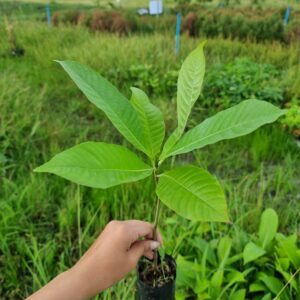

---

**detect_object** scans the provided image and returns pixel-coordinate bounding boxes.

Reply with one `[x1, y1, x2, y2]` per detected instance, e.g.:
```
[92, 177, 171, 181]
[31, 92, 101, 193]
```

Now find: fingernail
[150, 241, 160, 250]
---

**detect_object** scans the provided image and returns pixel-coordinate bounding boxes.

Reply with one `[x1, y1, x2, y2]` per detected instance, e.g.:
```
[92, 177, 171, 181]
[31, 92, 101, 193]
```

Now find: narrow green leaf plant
[35, 42, 285, 269]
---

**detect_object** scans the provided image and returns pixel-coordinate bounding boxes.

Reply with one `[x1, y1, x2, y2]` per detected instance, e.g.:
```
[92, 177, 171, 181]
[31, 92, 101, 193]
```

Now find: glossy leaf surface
[130, 87, 165, 161]
[35, 142, 152, 188]
[57, 61, 148, 154]
[156, 165, 228, 222]
[160, 42, 206, 161]
[165, 100, 285, 158]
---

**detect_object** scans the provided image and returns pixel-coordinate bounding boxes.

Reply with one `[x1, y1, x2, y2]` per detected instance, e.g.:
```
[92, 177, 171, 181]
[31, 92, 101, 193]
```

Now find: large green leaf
[176, 42, 206, 131]
[156, 165, 228, 222]
[259, 208, 278, 249]
[57, 61, 148, 154]
[160, 42, 206, 161]
[163, 100, 285, 159]
[34, 142, 152, 188]
[130, 87, 165, 162]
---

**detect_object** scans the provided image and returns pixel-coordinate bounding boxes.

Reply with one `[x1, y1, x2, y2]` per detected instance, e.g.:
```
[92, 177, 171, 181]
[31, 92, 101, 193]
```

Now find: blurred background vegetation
[0, 0, 300, 299]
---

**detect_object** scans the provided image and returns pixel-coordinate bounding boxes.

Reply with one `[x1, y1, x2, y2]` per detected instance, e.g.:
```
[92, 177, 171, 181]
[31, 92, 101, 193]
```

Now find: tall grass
[0, 22, 299, 299]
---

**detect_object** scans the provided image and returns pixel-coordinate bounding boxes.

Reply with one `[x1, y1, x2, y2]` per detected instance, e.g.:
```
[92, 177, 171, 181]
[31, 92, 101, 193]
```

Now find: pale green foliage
[36, 46, 285, 223]
[56, 60, 149, 156]
[230, 289, 246, 300]
[160, 42, 206, 161]
[34, 142, 152, 188]
[217, 236, 232, 263]
[258, 274, 286, 296]
[259, 208, 278, 249]
[177, 42, 206, 131]
[242, 210, 279, 266]
[163, 100, 286, 159]
[130, 87, 165, 162]
[243, 242, 266, 264]
[276, 234, 300, 269]
[176, 209, 300, 299]
[156, 166, 228, 222]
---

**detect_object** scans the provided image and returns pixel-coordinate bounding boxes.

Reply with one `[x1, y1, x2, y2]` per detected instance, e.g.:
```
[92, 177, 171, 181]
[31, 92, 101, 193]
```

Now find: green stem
[153, 198, 161, 270]
[153, 196, 161, 238]
[77, 185, 82, 258]
[152, 167, 161, 270]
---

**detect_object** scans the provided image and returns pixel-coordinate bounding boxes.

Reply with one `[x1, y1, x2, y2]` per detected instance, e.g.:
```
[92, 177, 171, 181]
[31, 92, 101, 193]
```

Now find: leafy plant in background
[281, 100, 300, 138]
[34, 43, 285, 290]
[107, 59, 284, 113]
[176, 208, 300, 299]
[48, 6, 300, 43]
[201, 58, 284, 109]
[107, 63, 178, 98]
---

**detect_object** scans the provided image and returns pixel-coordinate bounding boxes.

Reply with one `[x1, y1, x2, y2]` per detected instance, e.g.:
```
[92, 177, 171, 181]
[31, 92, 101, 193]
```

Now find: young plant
[176, 208, 300, 299]
[34, 43, 285, 284]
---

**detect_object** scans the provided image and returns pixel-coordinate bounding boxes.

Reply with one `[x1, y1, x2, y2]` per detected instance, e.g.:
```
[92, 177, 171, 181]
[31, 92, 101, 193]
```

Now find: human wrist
[53, 269, 89, 300]
[26, 269, 90, 300]
[65, 267, 92, 300]
[69, 258, 109, 299]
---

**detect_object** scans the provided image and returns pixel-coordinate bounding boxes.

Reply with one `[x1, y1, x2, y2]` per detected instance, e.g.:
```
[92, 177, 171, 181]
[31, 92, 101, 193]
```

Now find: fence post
[46, 3, 51, 27]
[283, 5, 291, 26]
[175, 12, 181, 55]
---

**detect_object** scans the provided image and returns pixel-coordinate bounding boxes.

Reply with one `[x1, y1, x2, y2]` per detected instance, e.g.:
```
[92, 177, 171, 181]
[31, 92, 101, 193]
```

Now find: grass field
[2, 0, 300, 22]
[0, 18, 300, 299]
[12, 0, 300, 8]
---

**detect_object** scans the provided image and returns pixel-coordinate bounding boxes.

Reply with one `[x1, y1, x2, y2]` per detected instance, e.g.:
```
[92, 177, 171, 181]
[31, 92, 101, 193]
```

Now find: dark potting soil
[138, 255, 176, 288]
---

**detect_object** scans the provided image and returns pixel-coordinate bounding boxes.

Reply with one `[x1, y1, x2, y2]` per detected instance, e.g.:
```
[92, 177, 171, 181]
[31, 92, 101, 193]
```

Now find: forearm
[26, 269, 89, 300]
[26, 221, 161, 300]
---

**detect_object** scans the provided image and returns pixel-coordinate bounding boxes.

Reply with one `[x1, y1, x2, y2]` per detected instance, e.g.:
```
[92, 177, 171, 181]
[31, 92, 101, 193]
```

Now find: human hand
[71, 220, 162, 298]
[27, 220, 162, 300]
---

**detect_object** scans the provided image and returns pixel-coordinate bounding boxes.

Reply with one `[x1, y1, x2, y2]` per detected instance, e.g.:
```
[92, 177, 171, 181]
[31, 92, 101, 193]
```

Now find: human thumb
[129, 240, 160, 262]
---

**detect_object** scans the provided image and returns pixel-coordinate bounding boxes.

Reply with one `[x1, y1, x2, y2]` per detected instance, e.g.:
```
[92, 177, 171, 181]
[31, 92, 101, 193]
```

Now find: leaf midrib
[65, 62, 146, 153]
[161, 173, 226, 219]
[170, 111, 281, 156]
[178, 62, 203, 132]
[133, 101, 156, 159]
[41, 166, 153, 173]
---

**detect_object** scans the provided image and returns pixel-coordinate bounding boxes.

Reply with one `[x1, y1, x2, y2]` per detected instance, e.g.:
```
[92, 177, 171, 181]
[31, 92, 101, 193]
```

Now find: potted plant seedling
[34, 43, 285, 299]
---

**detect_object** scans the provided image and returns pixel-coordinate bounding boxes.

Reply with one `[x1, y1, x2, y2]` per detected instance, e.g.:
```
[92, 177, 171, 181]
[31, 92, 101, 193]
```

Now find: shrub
[110, 11, 130, 35]
[105, 58, 286, 110]
[50, 7, 300, 43]
[176, 208, 300, 299]
[285, 19, 300, 44]
[91, 11, 106, 31]
[77, 12, 90, 27]
[194, 10, 285, 42]
[281, 100, 300, 138]
[52, 11, 61, 26]
[182, 12, 198, 37]
[64, 10, 81, 25]
[201, 58, 284, 108]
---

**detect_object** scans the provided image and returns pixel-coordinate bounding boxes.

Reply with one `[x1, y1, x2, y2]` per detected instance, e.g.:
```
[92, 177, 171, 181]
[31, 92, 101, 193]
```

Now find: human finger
[129, 240, 160, 263]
